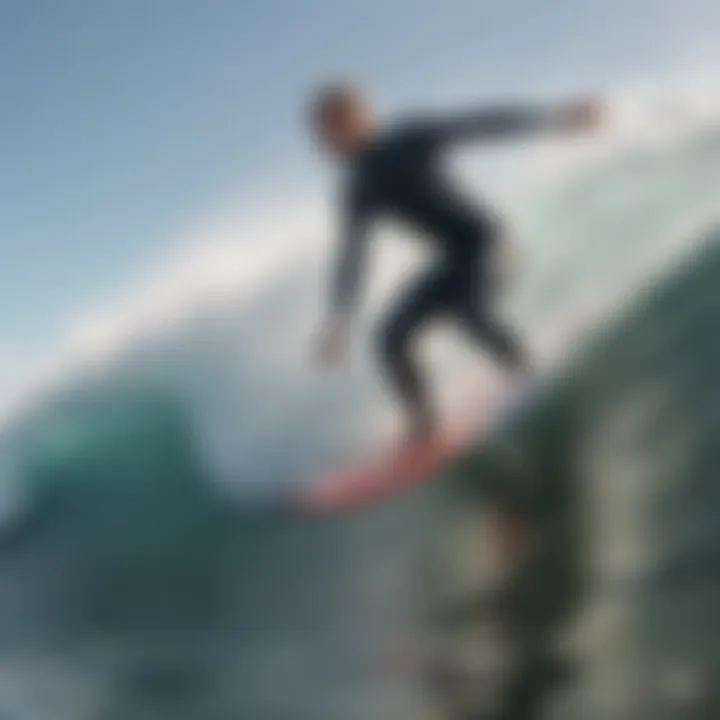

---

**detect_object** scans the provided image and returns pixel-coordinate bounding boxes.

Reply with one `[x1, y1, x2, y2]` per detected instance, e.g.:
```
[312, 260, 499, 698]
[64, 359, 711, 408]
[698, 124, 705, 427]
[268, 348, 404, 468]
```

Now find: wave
[0, 112, 718, 719]
[0, 120, 717, 524]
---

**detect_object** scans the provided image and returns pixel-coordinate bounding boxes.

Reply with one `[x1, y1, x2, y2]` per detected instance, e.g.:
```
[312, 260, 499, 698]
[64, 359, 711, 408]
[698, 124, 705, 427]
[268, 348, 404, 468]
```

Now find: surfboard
[291, 381, 525, 515]
[292, 433, 457, 515]
[291, 371, 551, 516]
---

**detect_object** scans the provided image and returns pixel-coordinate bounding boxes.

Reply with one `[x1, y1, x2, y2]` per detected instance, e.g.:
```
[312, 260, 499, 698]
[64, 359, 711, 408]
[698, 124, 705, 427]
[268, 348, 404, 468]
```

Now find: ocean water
[0, 125, 718, 718]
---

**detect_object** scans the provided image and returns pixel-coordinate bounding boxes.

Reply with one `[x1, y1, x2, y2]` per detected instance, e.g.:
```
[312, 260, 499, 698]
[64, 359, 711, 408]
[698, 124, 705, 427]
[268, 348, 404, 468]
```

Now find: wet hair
[310, 81, 366, 130]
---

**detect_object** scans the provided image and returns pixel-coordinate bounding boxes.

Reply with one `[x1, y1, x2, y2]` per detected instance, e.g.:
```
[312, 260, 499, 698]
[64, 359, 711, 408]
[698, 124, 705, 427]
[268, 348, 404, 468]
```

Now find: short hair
[310, 81, 366, 128]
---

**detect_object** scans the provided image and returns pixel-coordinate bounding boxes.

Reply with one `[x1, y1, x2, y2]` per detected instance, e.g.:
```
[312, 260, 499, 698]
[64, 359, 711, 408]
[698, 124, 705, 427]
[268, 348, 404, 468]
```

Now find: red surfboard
[292, 385, 508, 515]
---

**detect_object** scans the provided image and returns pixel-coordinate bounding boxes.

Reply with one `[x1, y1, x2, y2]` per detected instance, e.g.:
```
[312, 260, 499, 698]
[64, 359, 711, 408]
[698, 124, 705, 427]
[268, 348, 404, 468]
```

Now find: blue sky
[1, 0, 719, 361]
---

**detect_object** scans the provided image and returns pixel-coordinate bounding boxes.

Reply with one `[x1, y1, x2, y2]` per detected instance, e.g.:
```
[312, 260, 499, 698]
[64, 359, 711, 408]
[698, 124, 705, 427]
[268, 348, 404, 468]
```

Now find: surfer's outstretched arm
[425, 98, 601, 145]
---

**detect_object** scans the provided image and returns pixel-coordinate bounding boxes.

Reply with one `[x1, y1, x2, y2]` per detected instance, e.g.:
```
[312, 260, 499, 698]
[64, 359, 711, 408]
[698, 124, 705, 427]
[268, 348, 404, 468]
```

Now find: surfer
[311, 82, 600, 440]
[308, 83, 601, 573]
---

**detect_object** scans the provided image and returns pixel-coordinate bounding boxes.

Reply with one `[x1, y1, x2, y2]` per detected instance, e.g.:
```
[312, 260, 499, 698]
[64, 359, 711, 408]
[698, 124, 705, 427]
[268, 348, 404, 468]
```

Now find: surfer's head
[310, 81, 374, 157]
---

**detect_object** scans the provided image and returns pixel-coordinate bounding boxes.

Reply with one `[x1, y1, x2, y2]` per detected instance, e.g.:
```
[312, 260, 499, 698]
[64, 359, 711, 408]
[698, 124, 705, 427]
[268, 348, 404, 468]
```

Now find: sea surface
[0, 125, 718, 718]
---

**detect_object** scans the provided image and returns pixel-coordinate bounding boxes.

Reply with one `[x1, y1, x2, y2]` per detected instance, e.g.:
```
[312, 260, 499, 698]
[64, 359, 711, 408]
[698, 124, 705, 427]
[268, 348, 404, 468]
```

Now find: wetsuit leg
[449, 245, 527, 370]
[375, 267, 452, 436]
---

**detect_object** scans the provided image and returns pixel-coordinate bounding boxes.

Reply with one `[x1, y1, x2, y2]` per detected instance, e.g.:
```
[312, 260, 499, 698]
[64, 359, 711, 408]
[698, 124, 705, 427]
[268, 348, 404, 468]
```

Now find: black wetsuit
[329, 105, 563, 433]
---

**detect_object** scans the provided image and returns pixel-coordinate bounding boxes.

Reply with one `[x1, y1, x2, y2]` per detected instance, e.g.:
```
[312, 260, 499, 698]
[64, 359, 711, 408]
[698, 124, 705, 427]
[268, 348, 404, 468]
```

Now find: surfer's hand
[315, 322, 349, 369]
[558, 98, 603, 133]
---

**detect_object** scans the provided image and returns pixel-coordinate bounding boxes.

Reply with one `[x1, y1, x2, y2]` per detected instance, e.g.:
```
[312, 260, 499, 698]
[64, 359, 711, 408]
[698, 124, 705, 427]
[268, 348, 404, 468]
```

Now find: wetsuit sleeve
[424, 104, 568, 145]
[328, 190, 371, 321]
